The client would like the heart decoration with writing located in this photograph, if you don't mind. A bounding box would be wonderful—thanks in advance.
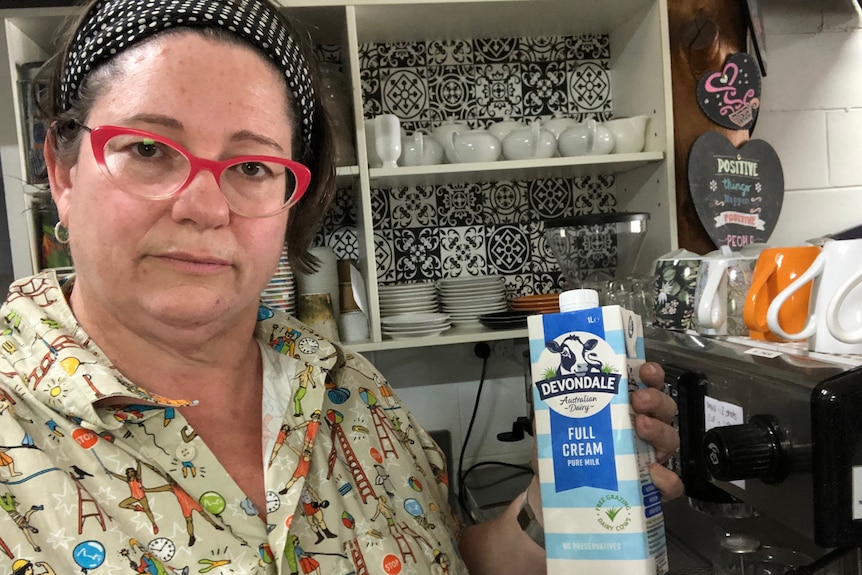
[697,52,761,131]
[688,131,783,249]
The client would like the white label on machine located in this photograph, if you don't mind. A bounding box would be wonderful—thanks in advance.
[853,467,862,520]
[744,347,783,359]
[705,396,745,489]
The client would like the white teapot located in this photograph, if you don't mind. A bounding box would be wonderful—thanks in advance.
[540,112,577,141]
[431,119,468,160]
[604,115,649,154]
[558,118,614,156]
[488,117,526,143]
[502,120,556,161]
[447,129,501,163]
[399,131,444,166]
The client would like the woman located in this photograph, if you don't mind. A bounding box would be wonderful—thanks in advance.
[0,0,682,573]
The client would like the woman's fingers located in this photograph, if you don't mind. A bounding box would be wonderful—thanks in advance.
[639,361,666,388]
[634,414,680,463]
[630,386,677,424]
[649,462,684,501]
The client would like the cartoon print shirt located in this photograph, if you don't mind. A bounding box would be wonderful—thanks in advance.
[0,271,466,575]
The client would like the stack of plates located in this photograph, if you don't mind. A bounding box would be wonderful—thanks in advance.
[261,245,296,314]
[381,312,452,339]
[478,310,531,330]
[379,282,439,317]
[437,275,508,326]
[511,293,560,315]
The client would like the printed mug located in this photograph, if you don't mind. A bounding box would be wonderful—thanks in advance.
[743,245,821,341]
[694,250,756,336]
[767,238,862,354]
[653,257,701,331]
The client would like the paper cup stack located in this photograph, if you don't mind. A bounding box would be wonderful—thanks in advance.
[294,246,341,341]
[260,244,297,314]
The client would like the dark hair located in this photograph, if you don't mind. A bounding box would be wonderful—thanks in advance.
[36,0,336,274]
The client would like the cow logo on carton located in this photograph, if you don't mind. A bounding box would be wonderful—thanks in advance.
[534,331,620,417]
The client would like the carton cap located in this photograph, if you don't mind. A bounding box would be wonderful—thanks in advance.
[559,289,599,312]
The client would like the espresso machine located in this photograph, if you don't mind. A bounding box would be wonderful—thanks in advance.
[645,327,862,573]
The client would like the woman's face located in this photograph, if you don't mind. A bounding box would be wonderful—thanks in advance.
[49,32,294,333]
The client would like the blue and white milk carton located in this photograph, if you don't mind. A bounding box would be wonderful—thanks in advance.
[527,289,668,575]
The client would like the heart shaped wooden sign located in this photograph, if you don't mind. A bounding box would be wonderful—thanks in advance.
[688,131,783,249]
[697,52,761,131]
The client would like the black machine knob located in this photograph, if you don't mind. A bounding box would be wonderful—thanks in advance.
[703,414,791,484]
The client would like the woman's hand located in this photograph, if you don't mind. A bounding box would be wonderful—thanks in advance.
[631,361,684,501]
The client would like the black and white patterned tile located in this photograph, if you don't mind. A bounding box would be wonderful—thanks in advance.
[482,181,527,225]
[428,65,477,122]
[439,226,488,277]
[568,60,612,116]
[527,178,575,221]
[568,34,611,60]
[427,39,474,66]
[373,229,395,283]
[390,186,438,229]
[486,223,532,276]
[436,182,484,227]
[392,227,442,283]
[520,36,568,63]
[473,37,519,64]
[521,60,568,118]
[475,63,523,120]
[380,67,428,121]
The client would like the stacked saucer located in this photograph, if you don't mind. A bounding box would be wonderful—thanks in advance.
[261,245,296,314]
[478,310,531,330]
[381,312,452,339]
[437,275,508,325]
[378,282,439,318]
[510,293,560,315]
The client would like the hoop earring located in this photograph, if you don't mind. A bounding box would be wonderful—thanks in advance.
[54,221,70,245]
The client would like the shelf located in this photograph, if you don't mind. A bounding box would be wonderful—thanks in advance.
[347,324,527,353]
[335,165,359,186]
[350,0,657,44]
[368,152,663,188]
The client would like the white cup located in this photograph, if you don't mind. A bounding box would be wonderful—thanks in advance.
[767,238,862,354]
[694,247,756,336]
[339,310,370,342]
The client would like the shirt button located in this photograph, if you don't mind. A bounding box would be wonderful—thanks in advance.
[175,444,197,461]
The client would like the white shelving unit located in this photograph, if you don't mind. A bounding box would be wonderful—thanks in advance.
[0,0,677,353]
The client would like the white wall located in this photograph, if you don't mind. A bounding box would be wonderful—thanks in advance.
[757,0,862,244]
[366,340,535,486]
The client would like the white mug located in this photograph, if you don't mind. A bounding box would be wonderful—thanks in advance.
[767,238,862,354]
[694,248,756,336]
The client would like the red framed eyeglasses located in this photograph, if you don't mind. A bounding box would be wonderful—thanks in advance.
[81,124,311,218]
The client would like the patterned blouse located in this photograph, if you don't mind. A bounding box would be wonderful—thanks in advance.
[0,271,465,575]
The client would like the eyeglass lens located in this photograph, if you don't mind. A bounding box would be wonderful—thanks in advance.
[100,133,299,217]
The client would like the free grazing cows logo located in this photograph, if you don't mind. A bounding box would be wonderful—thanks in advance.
[535,331,620,417]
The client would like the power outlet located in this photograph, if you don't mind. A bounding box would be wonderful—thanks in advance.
[492,339,514,359]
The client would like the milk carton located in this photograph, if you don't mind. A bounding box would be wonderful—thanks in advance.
[527,289,668,575]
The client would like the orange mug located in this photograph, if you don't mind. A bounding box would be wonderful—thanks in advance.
[743,245,821,341]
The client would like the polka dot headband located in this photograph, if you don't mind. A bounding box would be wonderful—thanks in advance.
[60,0,315,148]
